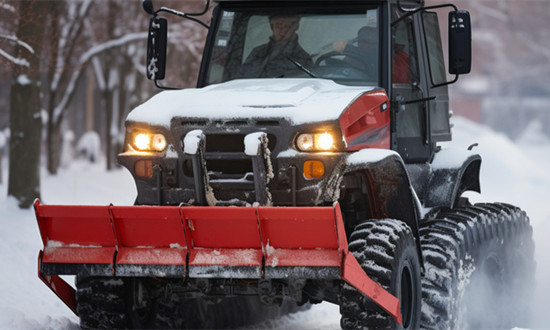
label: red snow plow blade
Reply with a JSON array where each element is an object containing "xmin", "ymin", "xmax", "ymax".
[{"xmin": 34, "ymin": 200, "xmax": 401, "ymax": 324}]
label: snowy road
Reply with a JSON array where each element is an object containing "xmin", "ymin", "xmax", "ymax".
[{"xmin": 0, "ymin": 116, "xmax": 548, "ymax": 329}]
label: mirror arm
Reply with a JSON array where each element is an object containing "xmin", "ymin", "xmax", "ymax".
[
  {"xmin": 154, "ymin": 80, "xmax": 180, "ymax": 91},
  {"xmin": 155, "ymin": 0, "xmax": 210, "ymax": 29},
  {"xmin": 430, "ymin": 74, "xmax": 459, "ymax": 88},
  {"xmin": 392, "ymin": 3, "xmax": 458, "ymax": 27},
  {"xmin": 156, "ymin": 8, "xmax": 210, "ymax": 29}
]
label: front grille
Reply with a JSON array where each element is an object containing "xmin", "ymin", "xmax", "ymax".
[
  {"xmin": 176, "ymin": 117, "xmax": 290, "ymax": 180},
  {"xmin": 205, "ymin": 134, "xmax": 277, "ymax": 152},
  {"xmin": 181, "ymin": 119, "xmax": 208, "ymax": 126},
  {"xmin": 213, "ymin": 120, "xmax": 249, "ymax": 126},
  {"xmin": 207, "ymin": 159, "xmax": 253, "ymax": 175}
]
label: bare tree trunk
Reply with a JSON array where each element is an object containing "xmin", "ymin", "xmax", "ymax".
[
  {"xmin": 8, "ymin": 1, "xmax": 49, "ymax": 208},
  {"xmin": 104, "ymin": 0, "xmax": 117, "ymax": 171},
  {"xmin": 105, "ymin": 87, "xmax": 114, "ymax": 170},
  {"xmin": 45, "ymin": 2, "xmax": 62, "ymax": 175},
  {"xmin": 46, "ymin": 118, "xmax": 62, "ymax": 174}
]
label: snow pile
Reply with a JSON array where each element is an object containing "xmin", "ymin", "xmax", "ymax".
[
  {"xmin": 76, "ymin": 131, "xmax": 101, "ymax": 163},
  {"xmin": 244, "ymin": 132, "xmax": 266, "ymax": 156},
  {"xmin": 0, "ymin": 198, "xmax": 78, "ymax": 329},
  {"xmin": 0, "ymin": 116, "xmax": 549, "ymax": 328},
  {"xmin": 183, "ymin": 129, "xmax": 204, "ymax": 155},
  {"xmin": 0, "ymin": 131, "xmax": 6, "ymax": 149},
  {"xmin": 515, "ymin": 120, "xmax": 550, "ymax": 146}
]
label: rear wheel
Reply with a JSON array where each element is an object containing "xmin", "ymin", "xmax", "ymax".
[
  {"xmin": 420, "ymin": 203, "xmax": 535, "ymax": 329},
  {"xmin": 340, "ymin": 219, "xmax": 422, "ymax": 329}
]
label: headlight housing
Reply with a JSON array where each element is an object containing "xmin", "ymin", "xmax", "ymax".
[
  {"xmin": 296, "ymin": 131, "xmax": 338, "ymax": 152},
  {"xmin": 130, "ymin": 132, "xmax": 167, "ymax": 152}
]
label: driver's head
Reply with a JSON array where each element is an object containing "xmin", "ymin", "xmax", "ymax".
[
  {"xmin": 269, "ymin": 15, "xmax": 300, "ymax": 42},
  {"xmin": 357, "ymin": 26, "xmax": 377, "ymax": 49}
]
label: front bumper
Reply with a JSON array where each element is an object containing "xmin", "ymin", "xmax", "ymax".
[{"xmin": 118, "ymin": 124, "xmax": 347, "ymax": 207}]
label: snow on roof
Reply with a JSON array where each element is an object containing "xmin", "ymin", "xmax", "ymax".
[{"xmin": 127, "ymin": 79, "xmax": 375, "ymax": 127}]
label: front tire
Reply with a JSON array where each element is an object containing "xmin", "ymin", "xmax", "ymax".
[{"xmin": 340, "ymin": 219, "xmax": 422, "ymax": 329}]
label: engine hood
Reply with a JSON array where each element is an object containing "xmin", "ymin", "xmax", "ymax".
[{"xmin": 127, "ymin": 79, "xmax": 377, "ymax": 127}]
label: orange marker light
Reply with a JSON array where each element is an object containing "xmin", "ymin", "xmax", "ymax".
[
  {"xmin": 304, "ymin": 160, "xmax": 325, "ymax": 179},
  {"xmin": 135, "ymin": 160, "xmax": 153, "ymax": 178}
]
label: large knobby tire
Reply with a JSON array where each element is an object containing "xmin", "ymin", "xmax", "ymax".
[
  {"xmin": 340, "ymin": 219, "xmax": 422, "ymax": 329},
  {"xmin": 420, "ymin": 203, "xmax": 535, "ymax": 329}
]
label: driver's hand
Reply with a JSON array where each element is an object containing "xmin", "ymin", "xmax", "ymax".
[{"xmin": 333, "ymin": 41, "xmax": 347, "ymax": 52}]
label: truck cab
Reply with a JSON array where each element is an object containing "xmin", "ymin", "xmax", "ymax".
[
  {"xmin": 127, "ymin": 0, "xmax": 472, "ymax": 209},
  {"xmin": 195, "ymin": 0, "xmax": 468, "ymax": 163}
]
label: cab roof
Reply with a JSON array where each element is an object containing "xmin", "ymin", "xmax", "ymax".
[{"xmin": 214, "ymin": 0, "xmax": 423, "ymax": 3}]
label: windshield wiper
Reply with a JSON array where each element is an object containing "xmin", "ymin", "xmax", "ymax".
[{"xmin": 287, "ymin": 56, "xmax": 317, "ymax": 78}]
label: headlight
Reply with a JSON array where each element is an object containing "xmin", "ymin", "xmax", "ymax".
[
  {"xmin": 296, "ymin": 132, "xmax": 336, "ymax": 152},
  {"xmin": 132, "ymin": 132, "xmax": 167, "ymax": 152}
]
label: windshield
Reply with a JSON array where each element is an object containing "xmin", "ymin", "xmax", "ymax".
[{"xmin": 204, "ymin": 6, "xmax": 380, "ymax": 86}]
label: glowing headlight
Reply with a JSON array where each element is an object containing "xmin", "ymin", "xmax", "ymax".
[
  {"xmin": 132, "ymin": 133, "xmax": 167, "ymax": 152},
  {"xmin": 134, "ymin": 133, "xmax": 151, "ymax": 151},
  {"xmin": 296, "ymin": 132, "xmax": 336, "ymax": 152},
  {"xmin": 316, "ymin": 132, "xmax": 334, "ymax": 150}
]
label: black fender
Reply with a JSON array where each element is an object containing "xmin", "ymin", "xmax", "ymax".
[
  {"xmin": 410, "ymin": 149, "xmax": 481, "ymax": 209},
  {"xmin": 343, "ymin": 149, "xmax": 422, "ymax": 264}
]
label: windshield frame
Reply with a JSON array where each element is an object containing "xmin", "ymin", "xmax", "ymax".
[{"xmin": 197, "ymin": 1, "xmax": 387, "ymax": 88}]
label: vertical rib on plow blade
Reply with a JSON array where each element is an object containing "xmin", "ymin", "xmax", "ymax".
[{"xmin": 34, "ymin": 200, "xmax": 401, "ymax": 324}]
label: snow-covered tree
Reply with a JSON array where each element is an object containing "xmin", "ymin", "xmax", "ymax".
[
  {"xmin": 42, "ymin": 1, "xmax": 92, "ymax": 174},
  {"xmin": 6, "ymin": 1, "xmax": 49, "ymax": 208}
]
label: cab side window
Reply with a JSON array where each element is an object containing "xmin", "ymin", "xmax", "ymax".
[
  {"xmin": 392, "ymin": 16, "xmax": 422, "ymax": 139},
  {"xmin": 391, "ymin": 16, "xmax": 418, "ymax": 84}
]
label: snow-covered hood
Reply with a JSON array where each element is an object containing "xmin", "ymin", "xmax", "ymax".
[{"xmin": 127, "ymin": 79, "xmax": 376, "ymax": 127}]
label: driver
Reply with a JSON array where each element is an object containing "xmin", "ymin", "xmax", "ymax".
[
  {"xmin": 241, "ymin": 15, "xmax": 313, "ymax": 78},
  {"xmin": 332, "ymin": 26, "xmax": 378, "ymax": 74}
]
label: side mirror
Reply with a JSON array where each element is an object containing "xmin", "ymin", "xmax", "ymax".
[
  {"xmin": 448, "ymin": 10, "xmax": 471, "ymax": 75},
  {"xmin": 146, "ymin": 16, "xmax": 167, "ymax": 81}
]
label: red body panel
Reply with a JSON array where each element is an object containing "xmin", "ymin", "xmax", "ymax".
[
  {"xmin": 34, "ymin": 200, "xmax": 401, "ymax": 324},
  {"xmin": 340, "ymin": 90, "xmax": 390, "ymax": 150}
]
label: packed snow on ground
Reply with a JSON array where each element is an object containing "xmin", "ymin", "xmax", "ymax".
[{"xmin": 0, "ymin": 116, "xmax": 549, "ymax": 329}]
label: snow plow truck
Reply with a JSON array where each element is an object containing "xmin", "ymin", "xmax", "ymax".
[{"xmin": 35, "ymin": 0, "xmax": 535, "ymax": 328}]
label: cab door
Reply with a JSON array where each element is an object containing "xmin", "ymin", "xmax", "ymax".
[
  {"xmin": 422, "ymin": 11, "xmax": 452, "ymax": 144},
  {"xmin": 390, "ymin": 9, "xmax": 432, "ymax": 163}
]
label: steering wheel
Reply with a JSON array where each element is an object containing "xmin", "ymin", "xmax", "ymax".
[{"xmin": 315, "ymin": 51, "xmax": 368, "ymax": 70}]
